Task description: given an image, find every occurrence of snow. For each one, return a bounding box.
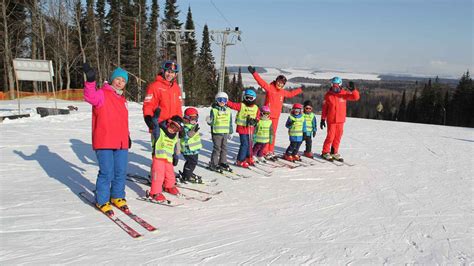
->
[235,66,381,88]
[0,99,472,264]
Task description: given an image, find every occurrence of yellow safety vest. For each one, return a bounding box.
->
[304,113,315,130]
[289,116,304,137]
[211,108,232,134]
[235,103,258,126]
[180,124,202,152]
[255,119,272,143]
[154,128,178,163]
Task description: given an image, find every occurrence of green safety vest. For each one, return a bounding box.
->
[289,116,305,137]
[211,108,232,134]
[154,128,178,163]
[235,103,258,126]
[304,113,315,130]
[255,119,272,143]
[180,124,202,152]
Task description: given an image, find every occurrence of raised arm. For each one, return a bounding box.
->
[283,87,303,98]
[83,81,104,107]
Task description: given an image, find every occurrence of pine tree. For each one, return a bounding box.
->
[143,0,159,83]
[450,71,474,127]
[182,6,197,105]
[418,79,435,123]
[406,88,418,122]
[194,24,217,105]
[162,0,182,59]
[397,90,407,121]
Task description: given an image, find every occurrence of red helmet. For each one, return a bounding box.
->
[292,103,303,110]
[184,107,198,117]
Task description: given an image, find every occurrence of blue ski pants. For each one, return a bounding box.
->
[95,149,128,205]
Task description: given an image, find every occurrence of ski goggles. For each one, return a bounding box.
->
[184,114,199,123]
[304,106,313,111]
[216,97,228,103]
[167,120,182,133]
[261,111,270,116]
[163,61,179,73]
[244,95,256,102]
[293,108,301,114]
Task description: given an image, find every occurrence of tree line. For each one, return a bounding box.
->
[1,0,245,105]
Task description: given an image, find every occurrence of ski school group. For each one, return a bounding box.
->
[82,60,360,218]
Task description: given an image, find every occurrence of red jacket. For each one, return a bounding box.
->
[321,89,360,124]
[143,75,183,123]
[251,72,302,119]
[227,100,260,135]
[84,82,129,150]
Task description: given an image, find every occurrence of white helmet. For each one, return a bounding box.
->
[215,91,228,100]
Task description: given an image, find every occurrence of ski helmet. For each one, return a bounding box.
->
[184,107,199,119]
[292,103,303,110]
[330,76,342,86]
[276,75,287,84]
[215,91,229,103]
[161,60,180,73]
[168,115,184,131]
[260,105,271,116]
[243,89,257,103]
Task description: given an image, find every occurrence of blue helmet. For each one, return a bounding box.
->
[331,76,342,85]
[244,89,257,98]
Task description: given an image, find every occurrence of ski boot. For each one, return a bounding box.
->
[208,163,222,173]
[147,191,167,202]
[283,153,295,162]
[264,152,277,161]
[321,153,333,161]
[96,202,114,216]
[303,151,314,158]
[235,160,250,168]
[246,157,256,166]
[111,198,129,212]
[190,173,203,184]
[219,163,233,172]
[257,156,266,163]
[164,186,180,195]
[293,154,301,161]
[331,153,344,162]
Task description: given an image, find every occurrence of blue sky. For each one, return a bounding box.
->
[167,0,472,77]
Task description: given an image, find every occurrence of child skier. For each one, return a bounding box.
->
[320,77,360,161]
[147,115,184,202]
[302,100,318,158]
[179,107,202,183]
[83,63,131,215]
[207,92,233,172]
[227,89,260,168]
[284,103,307,162]
[252,106,273,163]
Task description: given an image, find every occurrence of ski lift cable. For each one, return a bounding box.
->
[209,0,255,66]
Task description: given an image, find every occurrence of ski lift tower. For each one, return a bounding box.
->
[210,27,241,93]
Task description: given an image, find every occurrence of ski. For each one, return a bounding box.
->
[277,156,310,167]
[177,171,217,186]
[136,196,184,207]
[314,154,343,166]
[196,161,249,179]
[246,165,272,176]
[127,173,151,185]
[251,162,275,172]
[266,158,299,169]
[112,205,157,232]
[78,192,142,239]
[176,184,223,196]
[175,192,212,202]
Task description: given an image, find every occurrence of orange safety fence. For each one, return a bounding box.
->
[0,89,84,101]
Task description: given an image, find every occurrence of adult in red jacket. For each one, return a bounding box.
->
[143,60,183,128]
[248,66,303,156]
[320,77,360,161]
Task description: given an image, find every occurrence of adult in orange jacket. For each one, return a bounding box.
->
[143,60,183,129]
[248,66,303,157]
[320,77,360,161]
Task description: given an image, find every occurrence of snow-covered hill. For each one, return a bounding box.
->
[0,99,472,264]
[228,66,381,88]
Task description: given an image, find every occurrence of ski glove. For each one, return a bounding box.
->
[144,115,155,130]
[248,66,256,74]
[320,119,326,130]
[312,131,316,138]
[194,124,200,133]
[247,118,258,127]
[172,154,179,166]
[349,81,355,91]
[128,136,132,149]
[82,63,96,82]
